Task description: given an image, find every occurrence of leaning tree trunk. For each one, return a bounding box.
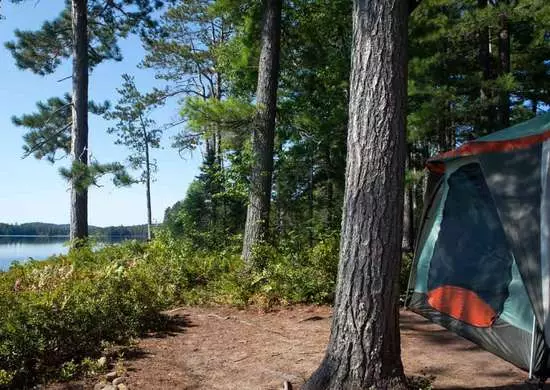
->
[241,0,282,263]
[70,0,89,242]
[302,0,409,389]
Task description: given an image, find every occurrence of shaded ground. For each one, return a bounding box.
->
[50,306,548,389]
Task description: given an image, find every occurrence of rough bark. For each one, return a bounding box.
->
[498,7,510,129]
[70,0,89,242]
[242,0,282,262]
[302,0,409,389]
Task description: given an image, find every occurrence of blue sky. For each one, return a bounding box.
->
[0,1,202,227]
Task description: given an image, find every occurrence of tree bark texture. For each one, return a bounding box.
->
[70,0,89,242]
[242,0,282,262]
[302,0,409,389]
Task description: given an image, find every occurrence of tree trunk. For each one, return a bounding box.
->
[302,0,409,389]
[145,134,153,241]
[478,0,497,135]
[402,151,415,252]
[498,7,510,129]
[70,0,89,243]
[308,144,314,247]
[241,0,282,263]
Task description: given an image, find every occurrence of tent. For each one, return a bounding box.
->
[406,112,550,380]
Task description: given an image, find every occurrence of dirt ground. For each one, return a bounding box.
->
[50,306,550,389]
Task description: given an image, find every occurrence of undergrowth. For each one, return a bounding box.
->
[0,230,411,388]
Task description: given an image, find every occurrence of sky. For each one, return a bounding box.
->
[0,1,202,227]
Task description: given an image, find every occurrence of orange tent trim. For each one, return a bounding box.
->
[427,129,550,173]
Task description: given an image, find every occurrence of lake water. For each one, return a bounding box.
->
[0,236,68,270]
[0,236,143,271]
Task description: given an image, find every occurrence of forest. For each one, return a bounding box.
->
[1,0,549,388]
[0,223,150,238]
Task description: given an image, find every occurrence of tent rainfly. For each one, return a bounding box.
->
[406,112,550,382]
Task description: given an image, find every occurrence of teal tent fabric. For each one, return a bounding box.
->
[408,113,550,378]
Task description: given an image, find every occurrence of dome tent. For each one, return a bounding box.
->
[406,112,550,381]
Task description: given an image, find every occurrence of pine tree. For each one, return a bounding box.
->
[303,0,410,388]
[105,74,162,240]
[6,0,162,242]
[241,0,283,262]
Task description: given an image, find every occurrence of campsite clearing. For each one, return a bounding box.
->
[47,306,546,389]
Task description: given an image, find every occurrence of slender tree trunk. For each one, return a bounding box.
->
[498,6,510,129]
[302,0,409,389]
[402,150,414,252]
[242,0,282,262]
[144,133,153,241]
[70,0,89,243]
[308,145,314,247]
[478,0,497,134]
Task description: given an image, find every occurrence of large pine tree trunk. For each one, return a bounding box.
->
[302,0,409,389]
[70,0,89,242]
[241,0,282,262]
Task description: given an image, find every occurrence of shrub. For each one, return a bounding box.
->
[0,240,171,388]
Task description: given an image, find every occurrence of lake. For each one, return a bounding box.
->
[0,236,144,271]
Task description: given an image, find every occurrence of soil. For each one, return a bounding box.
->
[48,306,550,389]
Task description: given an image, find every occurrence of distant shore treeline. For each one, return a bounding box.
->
[0,222,153,239]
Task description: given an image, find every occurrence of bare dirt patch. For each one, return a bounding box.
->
[49,306,548,389]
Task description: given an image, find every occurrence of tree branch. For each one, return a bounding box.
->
[409,0,422,14]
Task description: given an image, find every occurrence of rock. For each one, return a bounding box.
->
[97,356,107,368]
[102,385,116,390]
[117,384,128,390]
[106,371,118,380]
[94,383,104,390]
[112,377,124,386]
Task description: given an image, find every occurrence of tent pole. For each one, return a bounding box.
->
[404,257,415,310]
[529,314,536,380]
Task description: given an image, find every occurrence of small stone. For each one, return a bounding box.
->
[117,384,128,390]
[106,371,117,380]
[97,356,107,368]
[112,377,124,386]
[94,383,104,390]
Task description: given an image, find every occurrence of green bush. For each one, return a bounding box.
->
[1,229,411,387]
[0,240,172,388]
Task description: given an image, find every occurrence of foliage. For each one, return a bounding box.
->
[5,0,162,75]
[0,241,172,387]
[105,74,162,184]
[0,228,348,387]
[11,95,109,163]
